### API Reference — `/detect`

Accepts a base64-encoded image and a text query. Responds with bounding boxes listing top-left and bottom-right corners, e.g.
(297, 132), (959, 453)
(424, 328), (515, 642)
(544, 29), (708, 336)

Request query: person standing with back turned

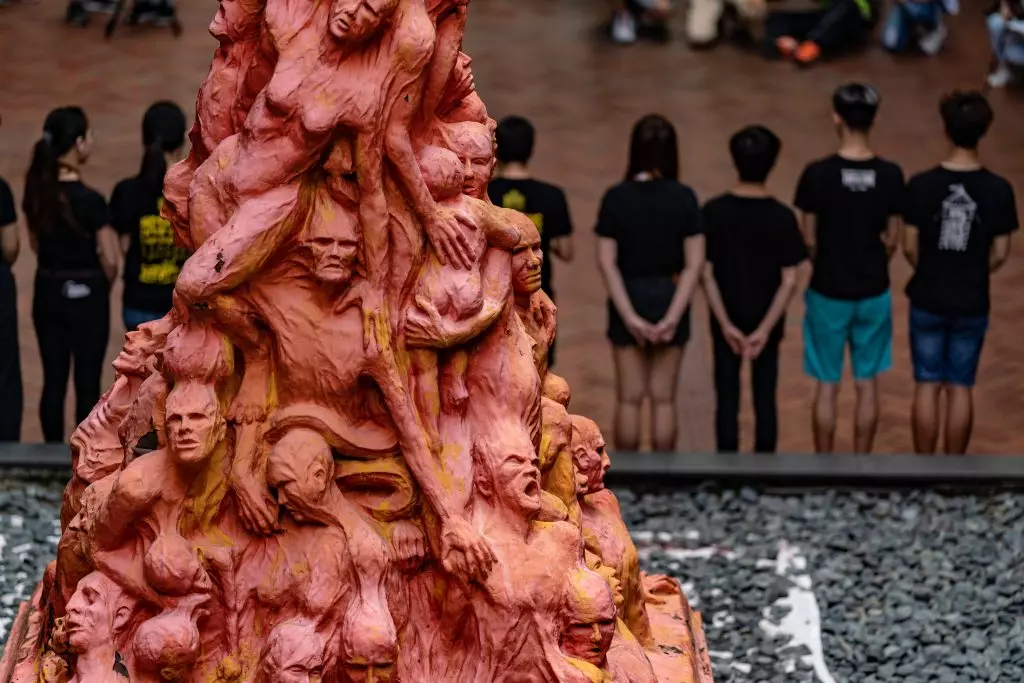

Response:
(794, 84), (904, 453)
(0, 112), (23, 442)
(24, 107), (120, 442)
(489, 115), (574, 366)
(110, 101), (189, 331)
(902, 92), (1017, 454)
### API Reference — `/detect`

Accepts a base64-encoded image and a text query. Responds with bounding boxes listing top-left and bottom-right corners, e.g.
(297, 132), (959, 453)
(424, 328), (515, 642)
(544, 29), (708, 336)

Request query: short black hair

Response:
(495, 116), (535, 164)
(940, 91), (993, 150)
(626, 114), (678, 181)
(729, 125), (781, 183)
(832, 83), (881, 133)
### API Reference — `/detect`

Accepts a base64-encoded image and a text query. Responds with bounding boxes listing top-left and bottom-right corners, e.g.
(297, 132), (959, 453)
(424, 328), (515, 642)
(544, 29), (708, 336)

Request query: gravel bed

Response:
(2, 473), (1023, 683)
(622, 487), (1024, 683)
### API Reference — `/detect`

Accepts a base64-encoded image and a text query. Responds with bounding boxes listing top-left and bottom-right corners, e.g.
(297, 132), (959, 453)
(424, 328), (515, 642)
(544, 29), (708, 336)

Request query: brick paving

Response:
(1, 0), (1022, 452)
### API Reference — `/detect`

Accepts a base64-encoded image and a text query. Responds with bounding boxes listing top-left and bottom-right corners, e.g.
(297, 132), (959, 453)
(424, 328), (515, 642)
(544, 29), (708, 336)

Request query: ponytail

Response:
(140, 101), (187, 196)
(23, 107), (88, 239)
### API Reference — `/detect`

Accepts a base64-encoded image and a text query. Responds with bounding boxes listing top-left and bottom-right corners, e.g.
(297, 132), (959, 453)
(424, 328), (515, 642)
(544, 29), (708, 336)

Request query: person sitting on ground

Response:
(902, 92), (1017, 454)
(881, 0), (957, 55)
(701, 126), (807, 454)
(608, 0), (675, 44)
(986, 0), (1024, 88)
(763, 0), (877, 65)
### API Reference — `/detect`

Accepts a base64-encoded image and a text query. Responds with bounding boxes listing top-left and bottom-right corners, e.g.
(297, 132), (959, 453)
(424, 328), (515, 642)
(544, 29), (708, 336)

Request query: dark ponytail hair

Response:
(625, 114), (679, 182)
(24, 106), (89, 238)
(139, 101), (187, 195)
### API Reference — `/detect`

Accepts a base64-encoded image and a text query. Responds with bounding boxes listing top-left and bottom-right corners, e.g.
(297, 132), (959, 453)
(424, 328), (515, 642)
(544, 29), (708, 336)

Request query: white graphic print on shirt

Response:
(841, 169), (877, 192)
(938, 184), (976, 252)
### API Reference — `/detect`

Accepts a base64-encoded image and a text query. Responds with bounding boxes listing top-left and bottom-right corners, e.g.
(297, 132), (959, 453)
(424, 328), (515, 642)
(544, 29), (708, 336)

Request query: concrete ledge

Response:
(3, 443), (1024, 488)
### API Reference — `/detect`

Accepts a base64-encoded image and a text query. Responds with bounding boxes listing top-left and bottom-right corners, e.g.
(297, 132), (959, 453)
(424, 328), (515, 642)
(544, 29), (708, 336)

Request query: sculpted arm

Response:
(419, 4), (468, 125)
(92, 461), (160, 548)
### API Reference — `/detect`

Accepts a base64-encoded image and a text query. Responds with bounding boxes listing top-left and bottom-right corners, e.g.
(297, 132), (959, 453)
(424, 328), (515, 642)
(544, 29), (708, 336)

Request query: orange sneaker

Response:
(794, 40), (821, 65)
(775, 35), (798, 57)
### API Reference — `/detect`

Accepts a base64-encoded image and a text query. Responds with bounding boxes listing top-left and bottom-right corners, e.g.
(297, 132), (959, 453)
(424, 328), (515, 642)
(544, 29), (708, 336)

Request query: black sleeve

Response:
(109, 180), (135, 236)
(545, 189), (573, 239)
(793, 164), (818, 214)
(84, 190), (111, 235)
(889, 164), (907, 217)
(0, 177), (15, 227)
(594, 189), (618, 239)
(682, 187), (703, 237)
(901, 175), (922, 228)
(701, 203), (718, 263)
(777, 207), (808, 267)
(993, 179), (1020, 236)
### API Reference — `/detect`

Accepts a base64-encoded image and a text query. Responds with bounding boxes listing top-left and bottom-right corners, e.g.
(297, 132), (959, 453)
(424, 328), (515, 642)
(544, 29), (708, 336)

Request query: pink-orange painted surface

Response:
(0, 1), (711, 680)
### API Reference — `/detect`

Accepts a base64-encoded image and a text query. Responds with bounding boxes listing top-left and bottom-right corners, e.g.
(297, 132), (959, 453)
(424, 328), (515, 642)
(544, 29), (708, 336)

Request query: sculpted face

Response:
(113, 328), (150, 375)
(65, 572), (131, 653)
(418, 145), (464, 202)
(342, 661), (396, 683)
(308, 201), (360, 286)
(165, 382), (224, 466)
(329, 0), (397, 41)
(267, 429), (333, 523)
(571, 417), (608, 495)
(446, 121), (494, 199)
(561, 569), (616, 667)
(263, 619), (324, 683)
(512, 222), (543, 296)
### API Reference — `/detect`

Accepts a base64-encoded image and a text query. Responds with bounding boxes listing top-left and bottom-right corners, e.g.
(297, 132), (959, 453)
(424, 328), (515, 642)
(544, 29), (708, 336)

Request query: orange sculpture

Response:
(0, 1), (713, 681)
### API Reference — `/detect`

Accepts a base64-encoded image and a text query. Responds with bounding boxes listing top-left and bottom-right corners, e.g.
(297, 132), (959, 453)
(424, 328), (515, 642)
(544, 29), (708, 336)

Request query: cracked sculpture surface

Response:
(0, 1), (714, 681)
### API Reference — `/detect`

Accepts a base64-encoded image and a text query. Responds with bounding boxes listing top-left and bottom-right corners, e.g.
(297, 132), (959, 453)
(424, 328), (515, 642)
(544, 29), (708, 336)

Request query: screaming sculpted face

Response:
(330, 0), (397, 41)
(165, 382), (223, 466)
(511, 222), (543, 296)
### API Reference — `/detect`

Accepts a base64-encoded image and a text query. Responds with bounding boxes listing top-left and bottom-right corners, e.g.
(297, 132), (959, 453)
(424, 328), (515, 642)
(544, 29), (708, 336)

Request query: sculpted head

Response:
(161, 323), (232, 466)
(571, 416), (609, 495)
(133, 609), (202, 682)
(306, 196), (360, 286)
(511, 220), (543, 296)
(474, 420), (542, 517)
(113, 315), (172, 376)
(329, 0), (398, 42)
(543, 373), (571, 407)
(340, 614), (397, 683)
(259, 619), (324, 683)
(444, 121), (494, 199)
(418, 145), (464, 202)
(70, 402), (127, 483)
(267, 428), (334, 523)
(64, 571), (136, 654)
(560, 568), (616, 667)
(439, 52), (476, 113)
(540, 397), (572, 474)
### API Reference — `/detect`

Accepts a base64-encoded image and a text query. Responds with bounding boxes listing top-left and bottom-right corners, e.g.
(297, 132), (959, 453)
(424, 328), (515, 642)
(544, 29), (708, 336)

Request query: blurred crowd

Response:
(608, 0), (1024, 88)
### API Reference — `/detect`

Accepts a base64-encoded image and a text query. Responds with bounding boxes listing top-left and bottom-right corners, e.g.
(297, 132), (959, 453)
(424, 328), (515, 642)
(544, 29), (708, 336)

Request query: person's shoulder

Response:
(67, 180), (107, 206)
(111, 175), (143, 198)
(981, 168), (1015, 192)
(873, 155), (905, 178)
(800, 154), (836, 174)
(662, 179), (699, 205)
(0, 175), (12, 196)
(906, 165), (944, 187)
(702, 192), (732, 211)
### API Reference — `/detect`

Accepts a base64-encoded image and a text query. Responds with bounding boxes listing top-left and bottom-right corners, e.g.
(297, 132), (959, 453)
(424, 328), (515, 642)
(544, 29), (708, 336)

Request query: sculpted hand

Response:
(405, 296), (449, 348)
(439, 516), (496, 582)
(234, 480), (280, 536)
(641, 571), (679, 604)
(228, 357), (270, 424)
(426, 206), (473, 270)
(390, 519), (428, 570)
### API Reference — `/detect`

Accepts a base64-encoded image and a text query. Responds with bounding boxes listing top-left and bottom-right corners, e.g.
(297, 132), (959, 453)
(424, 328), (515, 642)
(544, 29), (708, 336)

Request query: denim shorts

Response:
(909, 306), (988, 387)
(803, 289), (893, 383)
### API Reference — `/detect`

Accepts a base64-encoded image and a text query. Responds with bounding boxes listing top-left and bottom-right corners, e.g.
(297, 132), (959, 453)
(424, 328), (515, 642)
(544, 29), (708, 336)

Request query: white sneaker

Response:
(611, 11), (637, 44)
(988, 62), (1014, 88)
(917, 22), (947, 55)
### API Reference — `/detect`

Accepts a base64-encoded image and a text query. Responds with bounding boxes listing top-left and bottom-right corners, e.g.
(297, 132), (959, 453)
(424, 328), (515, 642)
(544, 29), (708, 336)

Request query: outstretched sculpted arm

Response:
(419, 4), (468, 127)
(93, 461), (160, 549)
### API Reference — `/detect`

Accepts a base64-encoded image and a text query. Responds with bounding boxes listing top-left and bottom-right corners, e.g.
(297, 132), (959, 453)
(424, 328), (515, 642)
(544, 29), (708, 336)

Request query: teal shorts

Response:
(803, 289), (893, 383)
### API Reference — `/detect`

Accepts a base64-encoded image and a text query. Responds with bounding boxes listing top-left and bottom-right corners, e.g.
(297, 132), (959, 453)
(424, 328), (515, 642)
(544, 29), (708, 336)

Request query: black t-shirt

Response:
(794, 154), (904, 300)
(488, 177), (573, 296)
(0, 177), (15, 228)
(703, 194), (808, 334)
(111, 177), (190, 313)
(595, 178), (702, 279)
(36, 181), (109, 272)
(904, 166), (1019, 317)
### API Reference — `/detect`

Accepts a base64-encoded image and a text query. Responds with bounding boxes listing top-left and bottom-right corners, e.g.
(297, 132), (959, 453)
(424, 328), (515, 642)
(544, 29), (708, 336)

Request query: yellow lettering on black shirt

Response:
(137, 199), (188, 286)
(501, 189), (545, 235)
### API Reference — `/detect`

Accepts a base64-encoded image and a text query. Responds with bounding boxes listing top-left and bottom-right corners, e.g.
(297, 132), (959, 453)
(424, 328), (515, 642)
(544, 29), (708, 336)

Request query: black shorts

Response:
(607, 275), (690, 348)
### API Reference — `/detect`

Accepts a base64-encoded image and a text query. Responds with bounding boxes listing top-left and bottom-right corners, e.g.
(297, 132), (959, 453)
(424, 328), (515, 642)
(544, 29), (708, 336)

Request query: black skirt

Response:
(607, 275), (690, 348)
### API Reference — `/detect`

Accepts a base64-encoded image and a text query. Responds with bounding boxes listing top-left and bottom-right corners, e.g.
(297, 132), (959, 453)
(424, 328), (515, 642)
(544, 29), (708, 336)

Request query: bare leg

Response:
(853, 378), (879, 454)
(912, 382), (941, 454)
(613, 346), (648, 451)
(649, 345), (684, 452)
(446, 349), (470, 410)
(944, 385), (973, 454)
(813, 382), (838, 453)
(409, 349), (442, 452)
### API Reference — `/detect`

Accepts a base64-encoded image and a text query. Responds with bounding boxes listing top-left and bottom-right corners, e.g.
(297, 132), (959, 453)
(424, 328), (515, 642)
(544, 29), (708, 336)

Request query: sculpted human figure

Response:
(63, 572), (140, 683)
(205, 186), (493, 582)
(511, 220), (557, 377)
(539, 397), (581, 525)
(571, 416), (654, 648)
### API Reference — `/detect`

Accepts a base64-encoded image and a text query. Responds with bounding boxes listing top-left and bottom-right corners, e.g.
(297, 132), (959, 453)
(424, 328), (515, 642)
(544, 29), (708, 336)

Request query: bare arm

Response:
(753, 266), (800, 339)
(654, 235), (705, 341)
(597, 238), (639, 325)
(97, 226), (121, 283)
(550, 236), (574, 262)
(0, 220), (19, 265)
(93, 462), (160, 548)
(799, 211), (816, 260)
(883, 215), (903, 260)
(903, 224), (919, 268)
(991, 234), (1012, 272)
(701, 263), (735, 330)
